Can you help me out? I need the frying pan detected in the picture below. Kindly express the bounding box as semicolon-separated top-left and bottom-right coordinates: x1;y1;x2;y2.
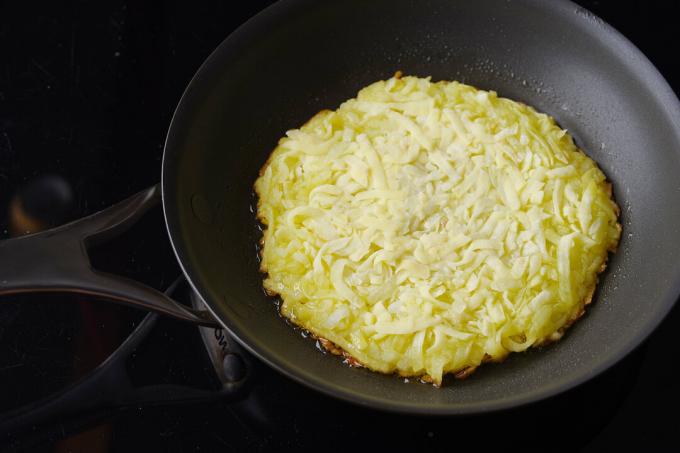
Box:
2;0;680;415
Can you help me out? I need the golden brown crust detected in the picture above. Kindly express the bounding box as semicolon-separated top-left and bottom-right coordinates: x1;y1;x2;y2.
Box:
454;366;478;379
317;337;344;356
343;356;364;368
316;337;364;368
306;328;489;384
418;374;436;386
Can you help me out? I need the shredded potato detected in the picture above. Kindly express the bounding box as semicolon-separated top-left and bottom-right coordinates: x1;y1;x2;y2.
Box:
255;75;621;385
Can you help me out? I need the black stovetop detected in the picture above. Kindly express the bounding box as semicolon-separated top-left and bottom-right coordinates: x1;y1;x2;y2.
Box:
1;1;679;451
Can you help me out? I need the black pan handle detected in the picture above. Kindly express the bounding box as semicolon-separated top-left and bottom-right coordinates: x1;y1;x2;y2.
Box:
0;184;218;327
0;279;250;437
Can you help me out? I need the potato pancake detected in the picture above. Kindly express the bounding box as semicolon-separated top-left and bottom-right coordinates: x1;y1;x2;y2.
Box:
254;75;621;385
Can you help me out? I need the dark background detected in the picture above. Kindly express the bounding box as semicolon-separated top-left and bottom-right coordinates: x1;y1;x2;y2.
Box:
1;0;679;451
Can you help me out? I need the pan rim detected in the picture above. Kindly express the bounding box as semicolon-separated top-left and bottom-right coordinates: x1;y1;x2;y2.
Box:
161;0;680;415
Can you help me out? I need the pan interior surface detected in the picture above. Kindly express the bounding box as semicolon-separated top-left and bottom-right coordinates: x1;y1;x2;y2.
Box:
162;0;680;413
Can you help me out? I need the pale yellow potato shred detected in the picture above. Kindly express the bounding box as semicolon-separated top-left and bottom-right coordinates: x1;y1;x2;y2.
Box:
255;75;621;385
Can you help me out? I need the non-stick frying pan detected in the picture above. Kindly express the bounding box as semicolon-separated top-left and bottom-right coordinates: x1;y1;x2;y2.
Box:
2;0;680;415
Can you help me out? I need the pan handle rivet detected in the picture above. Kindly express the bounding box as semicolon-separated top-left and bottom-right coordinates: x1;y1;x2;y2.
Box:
222;353;247;382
